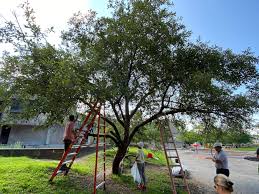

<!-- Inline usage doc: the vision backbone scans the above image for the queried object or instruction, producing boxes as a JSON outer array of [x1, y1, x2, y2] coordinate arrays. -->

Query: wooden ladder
[[159, 120, 190, 194]]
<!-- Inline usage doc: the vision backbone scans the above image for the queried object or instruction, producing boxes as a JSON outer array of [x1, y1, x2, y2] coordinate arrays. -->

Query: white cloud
[[30, 0, 90, 30], [0, 0, 92, 53], [0, 0, 90, 44]]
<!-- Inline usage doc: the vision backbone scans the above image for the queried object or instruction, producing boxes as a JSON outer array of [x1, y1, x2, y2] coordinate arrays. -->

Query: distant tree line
[[178, 125, 253, 145]]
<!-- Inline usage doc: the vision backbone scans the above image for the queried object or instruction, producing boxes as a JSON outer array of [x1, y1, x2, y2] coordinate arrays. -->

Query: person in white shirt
[[136, 142, 146, 191], [212, 142, 229, 177]]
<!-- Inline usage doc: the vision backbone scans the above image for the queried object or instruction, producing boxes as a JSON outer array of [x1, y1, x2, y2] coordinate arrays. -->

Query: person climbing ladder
[[60, 115, 76, 173]]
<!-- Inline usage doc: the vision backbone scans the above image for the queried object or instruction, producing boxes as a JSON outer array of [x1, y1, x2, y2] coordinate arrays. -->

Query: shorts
[[216, 168, 229, 177]]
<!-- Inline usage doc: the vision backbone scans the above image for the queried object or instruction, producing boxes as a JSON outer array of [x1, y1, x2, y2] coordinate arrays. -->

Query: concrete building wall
[[8, 125, 48, 145], [46, 125, 64, 145], [0, 102, 66, 146], [7, 125, 64, 146]]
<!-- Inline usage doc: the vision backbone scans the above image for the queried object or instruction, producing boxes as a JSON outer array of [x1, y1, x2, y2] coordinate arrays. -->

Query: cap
[[213, 142, 222, 148], [137, 142, 144, 148]]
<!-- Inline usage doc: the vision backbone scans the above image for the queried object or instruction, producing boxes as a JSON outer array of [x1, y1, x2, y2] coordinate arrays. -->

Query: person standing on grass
[[60, 115, 76, 172], [136, 141, 146, 191], [212, 142, 230, 177]]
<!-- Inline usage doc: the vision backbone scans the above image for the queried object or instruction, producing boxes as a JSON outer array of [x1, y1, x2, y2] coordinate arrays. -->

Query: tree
[[222, 130, 253, 145], [133, 122, 161, 148], [179, 124, 253, 145], [0, 0, 258, 174], [178, 130, 203, 144]]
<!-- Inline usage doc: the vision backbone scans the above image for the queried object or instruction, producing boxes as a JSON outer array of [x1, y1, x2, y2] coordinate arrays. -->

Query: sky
[[0, 0, 91, 45], [173, 0, 259, 55], [1, 0, 259, 55], [0, 0, 258, 123], [0, 0, 90, 30], [90, 0, 259, 56]]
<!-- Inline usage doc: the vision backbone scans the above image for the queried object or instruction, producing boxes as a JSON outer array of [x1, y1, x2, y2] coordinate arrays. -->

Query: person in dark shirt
[[256, 147, 259, 159]]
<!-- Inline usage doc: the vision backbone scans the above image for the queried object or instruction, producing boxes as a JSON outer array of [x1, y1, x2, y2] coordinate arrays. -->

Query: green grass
[[0, 147, 187, 194], [111, 147, 187, 194], [231, 146, 258, 151], [0, 156, 97, 194]]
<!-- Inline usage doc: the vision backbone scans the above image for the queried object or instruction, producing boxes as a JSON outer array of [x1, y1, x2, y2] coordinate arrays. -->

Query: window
[[0, 125, 11, 144], [10, 99, 22, 113]]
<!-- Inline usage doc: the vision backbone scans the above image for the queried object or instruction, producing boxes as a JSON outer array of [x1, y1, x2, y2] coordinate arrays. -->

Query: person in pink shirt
[[63, 115, 76, 144], [60, 115, 76, 172]]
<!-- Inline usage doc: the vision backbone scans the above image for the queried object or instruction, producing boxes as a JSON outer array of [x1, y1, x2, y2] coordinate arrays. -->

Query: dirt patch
[[145, 164, 215, 194], [188, 180, 216, 194], [105, 179, 136, 194]]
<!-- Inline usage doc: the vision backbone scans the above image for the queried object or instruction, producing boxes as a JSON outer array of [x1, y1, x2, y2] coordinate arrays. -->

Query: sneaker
[[63, 170, 68, 176], [60, 165, 69, 175], [63, 167, 70, 175], [137, 184, 142, 190]]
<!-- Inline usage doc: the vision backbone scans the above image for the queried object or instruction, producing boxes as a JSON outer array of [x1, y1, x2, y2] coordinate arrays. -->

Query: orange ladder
[[49, 102, 107, 193], [93, 104, 106, 193]]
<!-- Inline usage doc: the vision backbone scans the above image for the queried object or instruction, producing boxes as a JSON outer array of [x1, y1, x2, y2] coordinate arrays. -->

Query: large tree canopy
[[0, 0, 258, 174]]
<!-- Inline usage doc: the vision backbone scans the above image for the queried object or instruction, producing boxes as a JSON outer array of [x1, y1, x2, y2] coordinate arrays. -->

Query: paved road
[[177, 149, 259, 194]]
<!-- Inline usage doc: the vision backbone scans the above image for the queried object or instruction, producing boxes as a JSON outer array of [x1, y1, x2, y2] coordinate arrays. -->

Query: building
[[0, 99, 64, 147]]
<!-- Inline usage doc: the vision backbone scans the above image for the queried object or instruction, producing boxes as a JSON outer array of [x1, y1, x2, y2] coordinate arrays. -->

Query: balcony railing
[[11, 118, 42, 126]]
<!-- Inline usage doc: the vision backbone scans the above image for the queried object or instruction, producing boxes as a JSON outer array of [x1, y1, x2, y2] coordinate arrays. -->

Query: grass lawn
[[0, 147, 188, 194], [231, 146, 258, 152]]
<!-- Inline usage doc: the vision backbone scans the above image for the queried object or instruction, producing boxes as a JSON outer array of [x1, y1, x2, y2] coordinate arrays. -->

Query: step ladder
[[159, 120, 190, 194], [93, 104, 106, 194], [49, 102, 106, 193]]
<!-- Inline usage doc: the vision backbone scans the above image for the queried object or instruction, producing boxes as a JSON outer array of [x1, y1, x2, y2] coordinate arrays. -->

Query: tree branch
[[161, 82, 172, 108], [113, 95, 125, 122], [129, 106, 230, 142], [117, 100, 125, 122], [129, 90, 154, 119], [129, 109, 164, 141], [88, 133, 120, 147], [104, 116, 123, 144], [110, 100, 125, 127], [13, 11, 26, 42], [126, 46, 137, 87]]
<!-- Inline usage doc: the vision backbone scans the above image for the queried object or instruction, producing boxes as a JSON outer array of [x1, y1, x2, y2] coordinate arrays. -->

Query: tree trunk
[[112, 144, 128, 174]]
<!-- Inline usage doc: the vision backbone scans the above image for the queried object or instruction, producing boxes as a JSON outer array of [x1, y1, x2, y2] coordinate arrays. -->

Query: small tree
[[0, 0, 258, 174], [133, 122, 161, 148], [178, 130, 203, 144], [222, 130, 253, 145]]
